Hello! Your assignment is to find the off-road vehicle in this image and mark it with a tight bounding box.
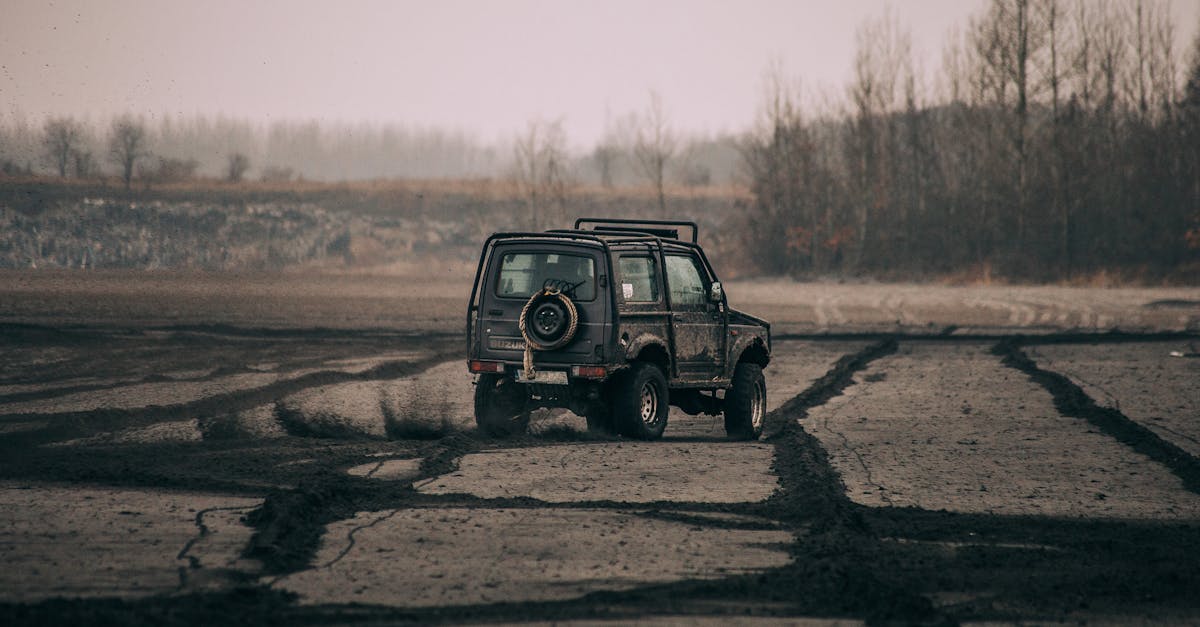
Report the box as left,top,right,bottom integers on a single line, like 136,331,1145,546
466,218,771,440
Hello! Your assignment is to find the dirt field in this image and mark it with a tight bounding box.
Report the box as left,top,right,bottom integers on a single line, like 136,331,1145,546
0,271,1198,624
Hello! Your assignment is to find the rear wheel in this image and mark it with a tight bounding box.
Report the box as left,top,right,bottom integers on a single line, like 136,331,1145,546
474,374,530,437
613,363,669,440
724,362,766,440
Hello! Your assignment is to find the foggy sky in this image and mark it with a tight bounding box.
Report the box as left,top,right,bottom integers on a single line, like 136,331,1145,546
4,0,1199,148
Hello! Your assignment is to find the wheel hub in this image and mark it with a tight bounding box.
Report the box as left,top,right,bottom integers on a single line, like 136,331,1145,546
532,301,566,340
640,381,659,425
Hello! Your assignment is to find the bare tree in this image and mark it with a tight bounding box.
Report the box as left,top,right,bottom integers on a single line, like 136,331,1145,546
848,7,913,267
591,110,624,188
1094,0,1128,116
632,91,677,217
1010,0,1038,253
940,26,969,104
108,115,149,190
151,156,200,183
592,143,619,188
42,117,83,177
1184,26,1200,246
513,119,571,231
226,152,250,183
73,149,94,179
1129,0,1177,122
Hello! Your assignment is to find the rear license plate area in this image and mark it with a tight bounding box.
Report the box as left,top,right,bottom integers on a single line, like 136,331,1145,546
516,369,568,385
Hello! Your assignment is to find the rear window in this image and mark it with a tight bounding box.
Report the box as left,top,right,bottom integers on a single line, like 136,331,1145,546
495,252,596,301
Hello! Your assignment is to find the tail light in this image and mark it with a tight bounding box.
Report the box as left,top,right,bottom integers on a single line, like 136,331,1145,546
571,365,607,379
469,360,505,374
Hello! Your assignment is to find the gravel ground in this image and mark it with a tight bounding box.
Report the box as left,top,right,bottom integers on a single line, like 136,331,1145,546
1,274,1198,624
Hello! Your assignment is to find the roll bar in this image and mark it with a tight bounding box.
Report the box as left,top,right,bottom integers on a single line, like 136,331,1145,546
574,218,698,244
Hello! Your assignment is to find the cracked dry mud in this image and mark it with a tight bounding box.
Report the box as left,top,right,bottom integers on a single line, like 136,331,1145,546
0,483,261,602
416,442,777,503
2,277,1200,624
276,508,793,607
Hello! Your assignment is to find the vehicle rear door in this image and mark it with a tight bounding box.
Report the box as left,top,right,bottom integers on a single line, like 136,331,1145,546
477,245,607,366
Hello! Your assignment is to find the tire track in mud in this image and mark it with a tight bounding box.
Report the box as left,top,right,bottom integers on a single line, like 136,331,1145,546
239,338,949,624
176,505,259,589
0,340,461,448
8,332,1200,625
0,323,456,405
315,508,403,571
244,431,482,577
1023,344,1124,410
994,337,1200,495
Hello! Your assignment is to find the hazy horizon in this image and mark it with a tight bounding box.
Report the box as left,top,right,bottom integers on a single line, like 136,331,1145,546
7,0,1197,150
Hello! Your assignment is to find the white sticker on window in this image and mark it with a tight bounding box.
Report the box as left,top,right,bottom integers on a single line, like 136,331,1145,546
622,283,634,299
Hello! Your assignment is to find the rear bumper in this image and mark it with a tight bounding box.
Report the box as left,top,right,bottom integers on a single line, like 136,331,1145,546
468,359,613,382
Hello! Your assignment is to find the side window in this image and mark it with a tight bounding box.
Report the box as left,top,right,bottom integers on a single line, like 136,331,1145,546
665,254,708,307
617,256,659,303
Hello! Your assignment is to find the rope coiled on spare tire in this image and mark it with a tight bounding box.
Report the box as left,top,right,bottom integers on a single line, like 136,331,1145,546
518,286,579,379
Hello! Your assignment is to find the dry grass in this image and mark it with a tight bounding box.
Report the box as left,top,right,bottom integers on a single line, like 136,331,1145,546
0,172,747,201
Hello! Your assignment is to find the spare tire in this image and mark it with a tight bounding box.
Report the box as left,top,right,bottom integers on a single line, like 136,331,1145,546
519,289,579,351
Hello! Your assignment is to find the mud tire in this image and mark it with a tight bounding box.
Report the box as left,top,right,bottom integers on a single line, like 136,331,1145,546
613,363,669,440
474,374,531,437
724,362,766,440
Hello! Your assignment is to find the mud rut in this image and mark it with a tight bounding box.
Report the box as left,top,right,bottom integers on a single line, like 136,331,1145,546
2,327,1199,624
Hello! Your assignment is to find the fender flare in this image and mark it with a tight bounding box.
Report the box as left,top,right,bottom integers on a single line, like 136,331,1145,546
624,333,671,369
729,335,770,375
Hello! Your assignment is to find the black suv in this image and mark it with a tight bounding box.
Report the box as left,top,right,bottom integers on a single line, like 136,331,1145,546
466,218,771,440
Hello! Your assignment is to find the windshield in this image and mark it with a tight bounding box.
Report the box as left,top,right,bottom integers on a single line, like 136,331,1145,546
495,252,596,301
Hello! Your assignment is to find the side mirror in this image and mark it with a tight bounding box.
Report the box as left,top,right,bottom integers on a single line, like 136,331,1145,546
709,281,723,303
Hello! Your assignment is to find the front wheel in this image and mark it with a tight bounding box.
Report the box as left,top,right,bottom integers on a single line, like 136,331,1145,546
474,374,530,437
613,363,669,440
724,362,766,440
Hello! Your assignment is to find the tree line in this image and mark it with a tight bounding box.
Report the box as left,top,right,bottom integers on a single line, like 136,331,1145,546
0,114,509,186
0,108,740,194
2,0,1197,281
743,0,1200,280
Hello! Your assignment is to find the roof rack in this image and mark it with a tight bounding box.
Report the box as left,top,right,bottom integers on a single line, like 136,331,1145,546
574,217,698,244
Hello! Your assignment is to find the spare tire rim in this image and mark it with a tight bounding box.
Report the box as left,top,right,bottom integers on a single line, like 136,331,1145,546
533,301,565,340
640,380,660,426
751,378,765,431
